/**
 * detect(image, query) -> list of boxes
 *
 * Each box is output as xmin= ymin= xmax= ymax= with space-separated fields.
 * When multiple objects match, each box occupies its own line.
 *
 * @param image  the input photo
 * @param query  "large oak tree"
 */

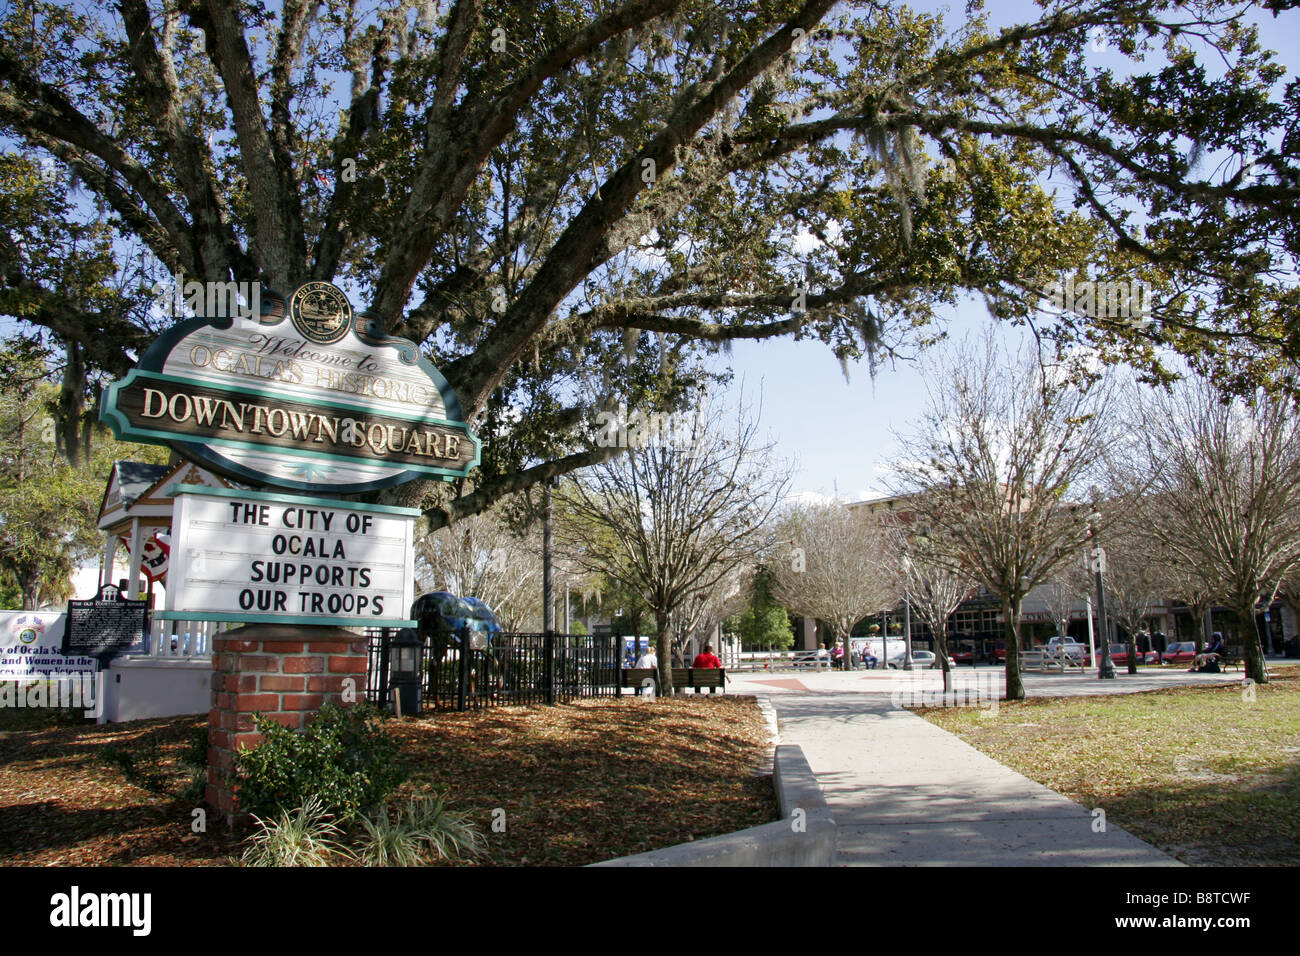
xmin=1 ymin=0 xmax=1298 ymax=531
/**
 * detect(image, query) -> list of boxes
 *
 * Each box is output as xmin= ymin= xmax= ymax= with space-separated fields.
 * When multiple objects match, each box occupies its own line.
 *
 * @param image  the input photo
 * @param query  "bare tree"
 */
xmin=769 ymin=501 xmax=896 ymax=672
xmin=555 ymin=398 xmax=789 ymax=693
xmin=1041 ymin=562 xmax=1091 ymax=647
xmin=668 ymin=563 xmax=753 ymax=665
xmin=1129 ymin=492 xmax=1222 ymax=650
xmin=889 ymin=330 xmax=1116 ymax=700
xmin=414 ymin=507 xmax=544 ymax=633
xmin=886 ymin=515 xmax=976 ymax=691
xmin=1275 ymin=569 xmax=1300 ymax=657
xmin=1130 ymin=376 xmax=1300 ymax=683
xmin=1098 ymin=517 xmax=1165 ymax=672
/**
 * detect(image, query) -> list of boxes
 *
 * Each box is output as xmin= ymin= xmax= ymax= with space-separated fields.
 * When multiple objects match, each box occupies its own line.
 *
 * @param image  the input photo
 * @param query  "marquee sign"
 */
xmin=161 ymin=486 xmax=417 ymax=628
xmin=101 ymin=281 xmax=480 ymax=493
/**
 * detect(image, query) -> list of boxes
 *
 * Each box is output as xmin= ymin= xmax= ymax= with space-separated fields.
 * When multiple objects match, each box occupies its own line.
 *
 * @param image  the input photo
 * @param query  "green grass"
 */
xmin=920 ymin=664 xmax=1300 ymax=865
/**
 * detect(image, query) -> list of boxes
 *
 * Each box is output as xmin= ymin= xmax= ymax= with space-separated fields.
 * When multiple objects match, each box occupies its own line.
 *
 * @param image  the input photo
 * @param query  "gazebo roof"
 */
xmin=98 ymin=459 xmax=230 ymax=532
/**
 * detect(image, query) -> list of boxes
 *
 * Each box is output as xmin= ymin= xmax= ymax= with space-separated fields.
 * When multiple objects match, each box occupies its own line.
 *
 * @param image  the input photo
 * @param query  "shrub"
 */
xmin=404 ymin=794 xmax=486 ymax=861
xmin=355 ymin=806 xmax=425 ymax=867
xmin=354 ymin=795 xmax=486 ymax=866
xmin=232 ymin=703 xmax=407 ymax=822
xmin=239 ymin=796 xmax=354 ymax=867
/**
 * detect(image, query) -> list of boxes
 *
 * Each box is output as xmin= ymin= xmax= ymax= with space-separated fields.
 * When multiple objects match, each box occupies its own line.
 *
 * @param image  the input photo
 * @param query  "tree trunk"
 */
xmin=1002 ymin=593 xmax=1024 ymax=701
xmin=21 ymin=572 xmax=41 ymax=611
xmin=839 ymin=625 xmax=854 ymax=671
xmin=935 ymin=632 xmax=953 ymax=693
xmin=655 ymin=611 xmax=673 ymax=695
xmin=1233 ymin=596 xmax=1269 ymax=684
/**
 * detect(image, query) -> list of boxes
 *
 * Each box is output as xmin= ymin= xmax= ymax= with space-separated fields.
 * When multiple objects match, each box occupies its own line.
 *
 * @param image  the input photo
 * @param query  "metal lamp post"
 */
xmin=1088 ymin=512 xmax=1116 ymax=680
xmin=901 ymin=556 xmax=915 ymax=670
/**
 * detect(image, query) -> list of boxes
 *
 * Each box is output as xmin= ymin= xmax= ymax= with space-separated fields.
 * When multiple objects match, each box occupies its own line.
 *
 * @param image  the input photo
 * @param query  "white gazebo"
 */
xmin=96 ymin=458 xmax=235 ymax=660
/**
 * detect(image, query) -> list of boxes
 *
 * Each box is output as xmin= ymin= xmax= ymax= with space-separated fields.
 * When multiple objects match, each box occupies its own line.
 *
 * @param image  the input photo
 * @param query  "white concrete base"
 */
xmin=99 ymin=656 xmax=212 ymax=723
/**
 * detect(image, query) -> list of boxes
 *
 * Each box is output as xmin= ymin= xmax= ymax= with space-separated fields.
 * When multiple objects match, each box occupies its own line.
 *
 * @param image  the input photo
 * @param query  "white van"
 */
xmin=1043 ymin=635 xmax=1087 ymax=659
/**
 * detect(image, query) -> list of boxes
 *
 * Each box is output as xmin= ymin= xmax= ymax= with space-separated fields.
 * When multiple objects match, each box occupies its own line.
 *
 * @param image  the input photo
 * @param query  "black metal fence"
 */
xmin=366 ymin=629 xmax=624 ymax=712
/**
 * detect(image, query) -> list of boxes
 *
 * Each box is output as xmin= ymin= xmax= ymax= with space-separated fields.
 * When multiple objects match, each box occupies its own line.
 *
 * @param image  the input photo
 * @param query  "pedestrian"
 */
xmin=635 ymin=644 xmax=658 ymax=669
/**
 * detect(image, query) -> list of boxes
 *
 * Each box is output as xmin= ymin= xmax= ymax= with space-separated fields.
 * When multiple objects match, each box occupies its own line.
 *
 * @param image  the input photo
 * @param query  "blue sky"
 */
xmin=716 ymin=299 xmax=995 ymax=502
xmin=716 ymin=0 xmax=1300 ymax=503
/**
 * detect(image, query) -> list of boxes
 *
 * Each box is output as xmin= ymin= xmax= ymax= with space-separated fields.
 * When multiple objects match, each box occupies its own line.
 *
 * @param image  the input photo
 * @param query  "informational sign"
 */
xmin=100 ymin=281 xmax=481 ymax=493
xmin=62 ymin=585 xmax=149 ymax=663
xmin=164 ymin=485 xmax=417 ymax=628
xmin=0 ymin=612 xmax=97 ymax=680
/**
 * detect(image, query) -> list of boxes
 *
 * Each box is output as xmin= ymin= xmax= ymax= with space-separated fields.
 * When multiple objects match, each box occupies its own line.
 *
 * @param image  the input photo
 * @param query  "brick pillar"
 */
xmin=206 ymin=622 xmax=370 ymax=823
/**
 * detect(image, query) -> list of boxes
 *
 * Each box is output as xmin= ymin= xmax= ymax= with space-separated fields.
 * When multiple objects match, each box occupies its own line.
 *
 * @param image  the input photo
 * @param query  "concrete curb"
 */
xmin=755 ymin=693 xmax=781 ymax=745
xmin=591 ymin=743 xmax=836 ymax=867
xmin=752 ymin=693 xmax=780 ymax=777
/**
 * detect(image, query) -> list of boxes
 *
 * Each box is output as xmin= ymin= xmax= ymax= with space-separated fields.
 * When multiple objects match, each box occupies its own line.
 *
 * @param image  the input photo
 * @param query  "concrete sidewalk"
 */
xmin=765 ymin=690 xmax=1181 ymax=866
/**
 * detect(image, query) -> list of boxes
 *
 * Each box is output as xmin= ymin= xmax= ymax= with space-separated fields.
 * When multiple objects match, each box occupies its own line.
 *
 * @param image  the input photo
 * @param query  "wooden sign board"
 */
xmin=163 ymin=486 xmax=417 ymax=629
xmin=101 ymin=281 xmax=480 ymax=493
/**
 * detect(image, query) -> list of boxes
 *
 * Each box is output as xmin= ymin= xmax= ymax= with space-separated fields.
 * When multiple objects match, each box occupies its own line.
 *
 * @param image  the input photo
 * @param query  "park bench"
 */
xmin=673 ymin=667 xmax=726 ymax=693
xmin=618 ymin=667 xmax=727 ymax=694
xmin=1195 ymin=646 xmax=1243 ymax=673
xmin=1022 ymin=649 xmax=1086 ymax=673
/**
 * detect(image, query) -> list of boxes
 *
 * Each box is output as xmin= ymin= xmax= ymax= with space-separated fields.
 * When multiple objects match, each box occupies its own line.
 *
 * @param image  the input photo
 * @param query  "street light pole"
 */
xmin=1088 ymin=513 xmax=1116 ymax=679
xmin=901 ymin=556 xmax=914 ymax=670
xmin=543 ymin=478 xmax=555 ymax=635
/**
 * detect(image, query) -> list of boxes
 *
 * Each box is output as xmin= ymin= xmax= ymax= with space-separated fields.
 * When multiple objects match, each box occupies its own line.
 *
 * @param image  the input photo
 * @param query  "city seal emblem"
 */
xmin=288 ymin=281 xmax=352 ymax=345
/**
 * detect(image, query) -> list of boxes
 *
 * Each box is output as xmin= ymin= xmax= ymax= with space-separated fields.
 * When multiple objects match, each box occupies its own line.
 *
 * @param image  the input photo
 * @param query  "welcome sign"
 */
xmin=101 ymin=281 xmax=480 ymax=493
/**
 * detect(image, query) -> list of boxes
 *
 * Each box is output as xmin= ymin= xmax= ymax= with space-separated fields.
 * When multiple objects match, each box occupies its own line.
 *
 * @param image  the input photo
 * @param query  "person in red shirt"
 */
xmin=692 ymin=643 xmax=722 ymax=668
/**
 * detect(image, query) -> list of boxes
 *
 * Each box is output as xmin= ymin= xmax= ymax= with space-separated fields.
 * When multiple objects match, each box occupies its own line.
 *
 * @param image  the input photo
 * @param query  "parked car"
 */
xmin=1161 ymin=641 xmax=1198 ymax=665
xmin=887 ymin=650 xmax=956 ymax=669
xmin=952 ymin=642 xmax=1005 ymax=664
xmin=1042 ymin=636 xmax=1088 ymax=661
xmin=1107 ymin=643 xmax=1160 ymax=666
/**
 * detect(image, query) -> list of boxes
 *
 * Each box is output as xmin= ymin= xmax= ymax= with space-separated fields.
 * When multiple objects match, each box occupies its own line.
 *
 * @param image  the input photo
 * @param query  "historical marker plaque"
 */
xmin=63 ymin=585 xmax=149 ymax=663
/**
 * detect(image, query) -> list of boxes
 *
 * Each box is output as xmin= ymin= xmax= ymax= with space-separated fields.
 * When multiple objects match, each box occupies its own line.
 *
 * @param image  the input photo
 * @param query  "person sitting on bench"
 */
xmin=1191 ymin=632 xmax=1225 ymax=672
xmin=692 ymin=643 xmax=721 ymax=668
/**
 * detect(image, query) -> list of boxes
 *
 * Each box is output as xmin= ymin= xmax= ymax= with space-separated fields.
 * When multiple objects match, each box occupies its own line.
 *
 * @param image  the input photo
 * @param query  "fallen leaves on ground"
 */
xmin=0 ymin=695 xmax=775 ymax=867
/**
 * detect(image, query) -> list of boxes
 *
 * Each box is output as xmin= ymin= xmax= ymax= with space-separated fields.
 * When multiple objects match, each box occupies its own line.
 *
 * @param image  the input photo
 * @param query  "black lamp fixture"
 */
xmin=389 ymin=627 xmax=424 ymax=716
